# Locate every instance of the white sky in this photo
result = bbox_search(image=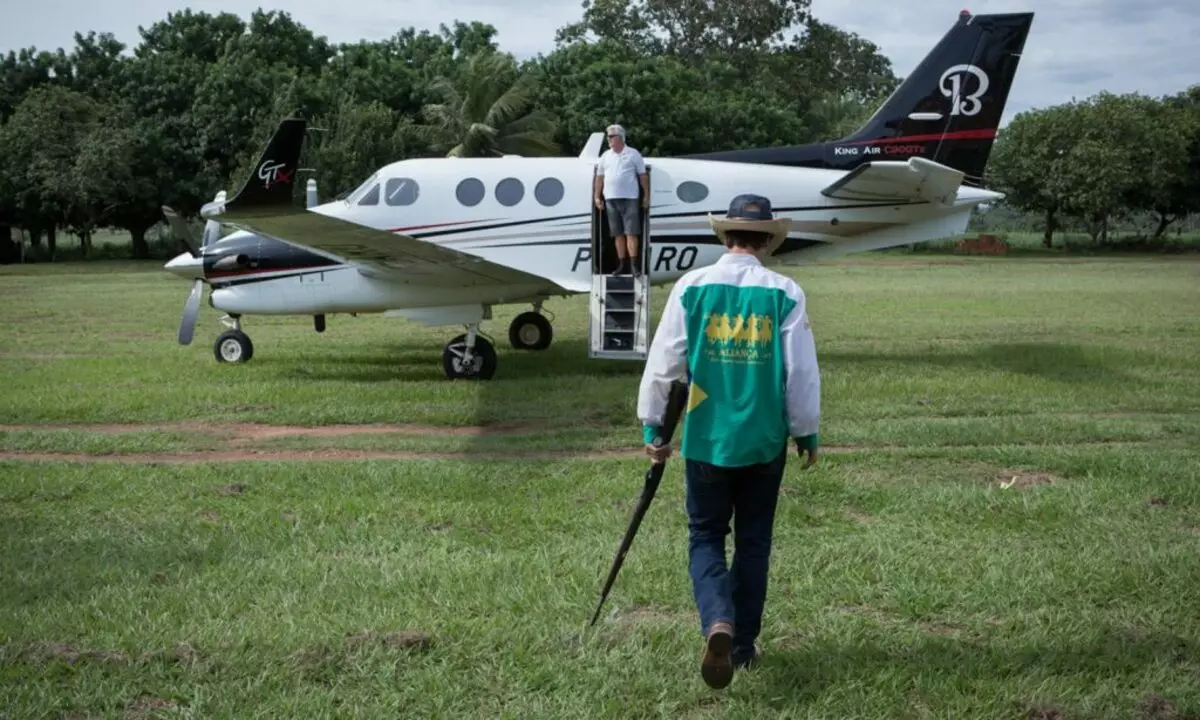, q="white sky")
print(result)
[1,0,1196,129]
